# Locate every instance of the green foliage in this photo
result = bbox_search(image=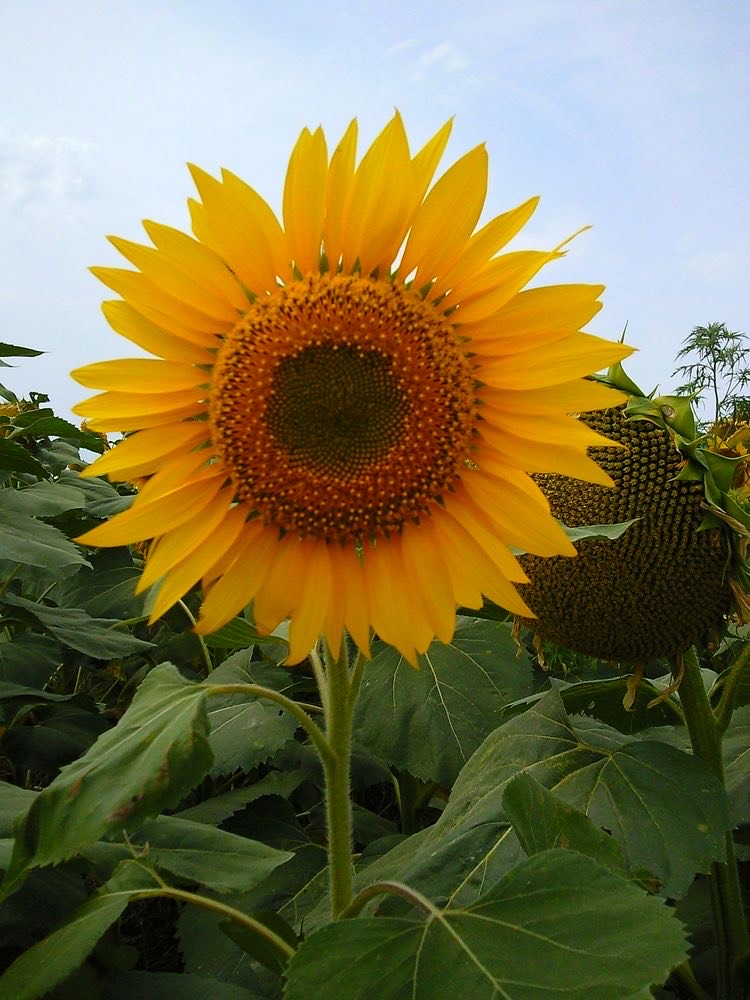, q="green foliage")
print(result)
[0,347,747,998]
[285,850,688,1000]
[672,321,750,430]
